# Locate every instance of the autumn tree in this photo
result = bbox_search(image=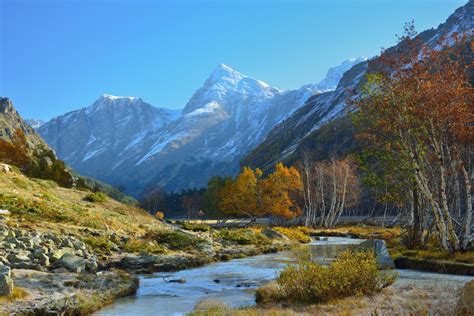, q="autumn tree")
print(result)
[350,28,473,251]
[260,163,303,220]
[219,167,262,220]
[219,164,303,221]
